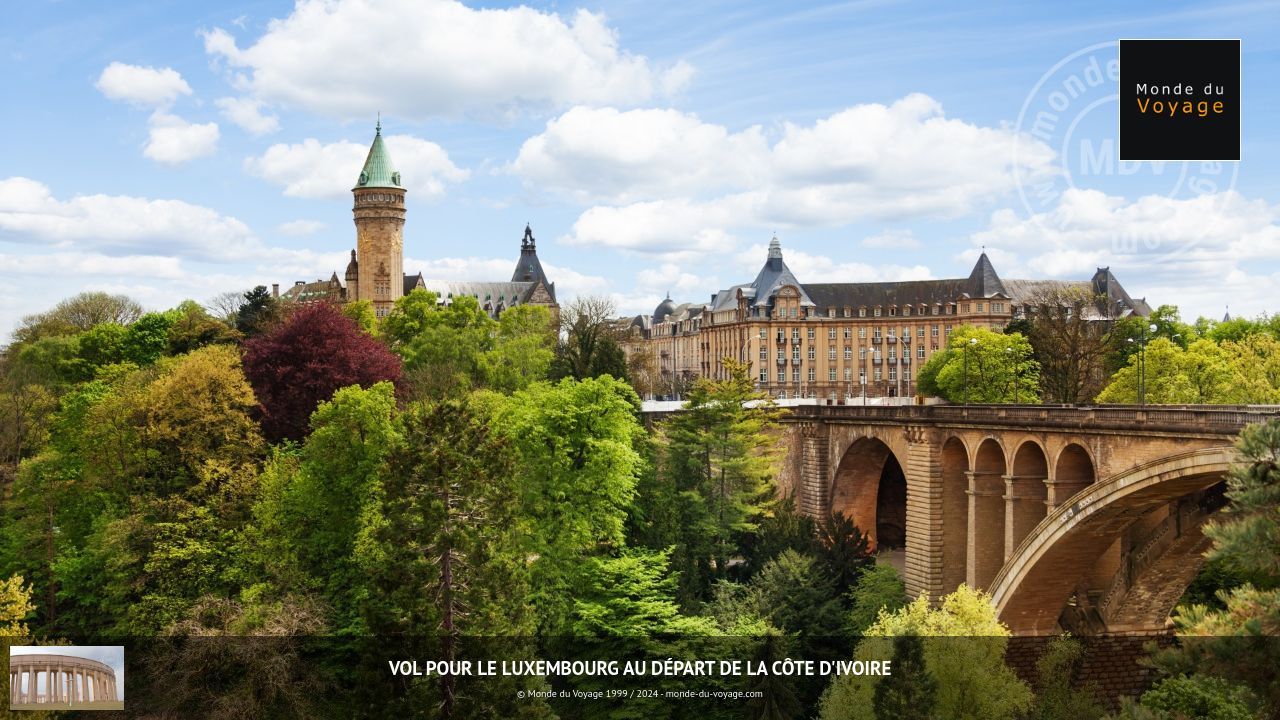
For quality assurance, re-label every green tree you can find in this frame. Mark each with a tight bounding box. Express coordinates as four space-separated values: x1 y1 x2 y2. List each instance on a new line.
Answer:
484 376 644 634
571 547 715 637
384 290 497 399
341 299 378 335
165 300 239 355
121 310 179 365
478 304 555 393
13 291 142 344
1096 338 1196 404
846 565 907 637
76 322 128 370
0 575 34 634
815 512 874 597
917 326 1038 403
819 585 1032 720
1222 335 1280 404
873 635 936 720
749 549 845 640
661 358 782 605
550 296 629 382
235 285 279 336
1152 419 1280 716
1124 675 1259 720
1024 635 1105 720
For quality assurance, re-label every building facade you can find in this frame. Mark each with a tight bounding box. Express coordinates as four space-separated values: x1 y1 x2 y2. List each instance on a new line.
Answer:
277 123 558 320
621 237 1150 401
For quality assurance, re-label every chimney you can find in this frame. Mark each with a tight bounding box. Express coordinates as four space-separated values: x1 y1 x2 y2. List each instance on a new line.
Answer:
272 283 279 298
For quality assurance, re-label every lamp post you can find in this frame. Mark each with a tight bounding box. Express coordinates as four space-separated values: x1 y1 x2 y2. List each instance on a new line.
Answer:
1128 323 1158 405
963 337 978 404
1006 346 1017 404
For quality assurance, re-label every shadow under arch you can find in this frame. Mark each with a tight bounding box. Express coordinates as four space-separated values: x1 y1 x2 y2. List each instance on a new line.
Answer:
830 436 907 554
990 446 1235 635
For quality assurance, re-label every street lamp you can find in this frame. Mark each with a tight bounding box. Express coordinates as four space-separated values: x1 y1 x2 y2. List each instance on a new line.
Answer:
1129 323 1158 405
1005 346 1016 404
963 337 978 404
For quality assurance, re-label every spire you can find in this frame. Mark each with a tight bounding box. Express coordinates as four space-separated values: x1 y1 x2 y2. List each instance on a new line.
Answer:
966 251 1006 298
354 120 402 190
768 235 782 260
522 223 535 249
1223 305 1232 322
512 224 551 299
345 248 359 280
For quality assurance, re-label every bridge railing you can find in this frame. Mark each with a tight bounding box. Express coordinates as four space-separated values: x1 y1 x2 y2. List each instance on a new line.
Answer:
782 403 1280 433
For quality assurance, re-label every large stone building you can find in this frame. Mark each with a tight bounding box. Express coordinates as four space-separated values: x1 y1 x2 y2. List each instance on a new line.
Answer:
277 122 557 319
621 237 1150 400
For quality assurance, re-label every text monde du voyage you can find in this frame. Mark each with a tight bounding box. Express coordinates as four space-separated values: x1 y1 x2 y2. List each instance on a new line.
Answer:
1134 82 1228 118
388 658 893 678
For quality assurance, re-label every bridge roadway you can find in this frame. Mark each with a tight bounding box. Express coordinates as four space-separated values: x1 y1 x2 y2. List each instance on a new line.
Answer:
645 403 1279 635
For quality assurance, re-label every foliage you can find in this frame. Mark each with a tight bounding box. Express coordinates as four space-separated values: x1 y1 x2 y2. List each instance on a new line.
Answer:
571 547 715 637
1129 675 1259 720
814 512 875 597
1017 285 1124 403
235 285 280 336
917 326 1039 403
1024 635 1105 720
550 295 629 383
748 550 845 640
341 299 378 335
845 565 907 637
0 575 34 635
873 634 936 720
819 585 1032 720
166 300 240 354
661 358 783 606
14 291 142 344
736 496 818 580
242 302 402 441
1097 335 1280 404
121 310 179 365
478 304 555 393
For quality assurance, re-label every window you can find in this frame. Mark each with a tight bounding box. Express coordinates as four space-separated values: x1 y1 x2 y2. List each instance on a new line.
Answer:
917 345 925 358
889 306 897 316
873 328 882 340
874 307 882 317
874 369 882 381
889 349 896 360
844 367 852 381
962 303 971 314
889 368 897 381
843 327 852 339
828 328 837 340
792 369 800 383
828 308 835 318
828 347 836 360
859 307 867 317
931 324 939 337
791 328 800 341
905 370 912 381
976 302 984 312
808 346 816 360
807 328 815 340
808 368 816 381
759 347 767 359
844 346 852 360
992 302 1004 312
932 343 939 352
904 306 912 316
859 348 867 360
759 328 766 339
792 347 800 361
778 370 786 383
859 369 866 382
759 368 768 382
917 327 925 337
945 326 953 337
859 327 867 339
791 307 798 318
829 368 837 381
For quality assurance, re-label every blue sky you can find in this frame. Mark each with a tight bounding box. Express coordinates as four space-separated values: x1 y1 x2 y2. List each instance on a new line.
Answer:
2 0 1278 339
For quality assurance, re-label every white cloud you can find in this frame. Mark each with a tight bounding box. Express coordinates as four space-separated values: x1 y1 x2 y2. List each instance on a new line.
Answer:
0 252 186 279
276 219 325 236
96 62 192 107
734 242 934 284
969 188 1280 320
144 112 220 164
861 229 920 250
510 106 767 204
215 96 279 135
635 263 718 299
0 176 255 261
246 134 468 199
530 95 1056 256
202 0 691 120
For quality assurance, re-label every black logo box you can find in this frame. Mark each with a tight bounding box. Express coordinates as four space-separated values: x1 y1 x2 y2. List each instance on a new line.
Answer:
1119 39 1240 161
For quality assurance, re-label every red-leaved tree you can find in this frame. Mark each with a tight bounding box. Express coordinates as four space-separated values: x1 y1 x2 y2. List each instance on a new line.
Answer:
242 302 402 442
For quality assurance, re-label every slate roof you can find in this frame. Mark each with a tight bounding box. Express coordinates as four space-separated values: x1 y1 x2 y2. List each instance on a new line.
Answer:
353 121 402 190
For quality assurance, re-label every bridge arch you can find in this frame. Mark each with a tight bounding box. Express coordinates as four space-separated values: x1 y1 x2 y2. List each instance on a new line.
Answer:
968 437 1007 589
830 437 907 553
940 436 969 593
1007 441 1050 560
990 447 1235 635
1050 443 1096 508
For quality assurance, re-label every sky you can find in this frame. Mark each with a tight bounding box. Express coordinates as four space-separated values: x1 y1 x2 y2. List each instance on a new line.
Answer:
10 645 125 699
2 0 1279 340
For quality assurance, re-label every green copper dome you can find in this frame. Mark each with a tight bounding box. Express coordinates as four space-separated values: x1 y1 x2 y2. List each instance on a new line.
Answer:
354 121 403 190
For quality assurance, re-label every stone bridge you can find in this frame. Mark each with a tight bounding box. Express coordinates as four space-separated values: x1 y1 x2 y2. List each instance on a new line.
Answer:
654 403 1279 636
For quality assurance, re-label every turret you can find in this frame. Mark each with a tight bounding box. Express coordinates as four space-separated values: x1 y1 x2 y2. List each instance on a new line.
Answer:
352 120 406 317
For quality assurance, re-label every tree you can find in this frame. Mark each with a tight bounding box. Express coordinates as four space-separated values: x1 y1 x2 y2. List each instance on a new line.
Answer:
845 565 907 637
121 310 179 365
1222 334 1280 404
235 285 279 336
661 359 782 605
1123 675 1259 720
242 302 402 442
814 512 874 597
166 300 240 355
917 326 1038 403
0 574 34 634
749 550 845 640
14 291 142 344
206 290 246 324
819 585 1032 720
1024 635 1105 720
478 304 555 393
340 299 377 335
1017 285 1122 403
551 295 630 382
381 290 497 400
1096 338 1216 404
570 547 714 637
1150 419 1280 716
485 376 644 634
873 635 936 720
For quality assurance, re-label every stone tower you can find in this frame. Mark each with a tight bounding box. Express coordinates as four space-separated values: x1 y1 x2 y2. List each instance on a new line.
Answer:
351 121 405 317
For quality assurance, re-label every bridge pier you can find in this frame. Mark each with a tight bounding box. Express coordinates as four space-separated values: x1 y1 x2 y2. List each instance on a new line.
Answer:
903 427 944 602
967 470 1005 590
